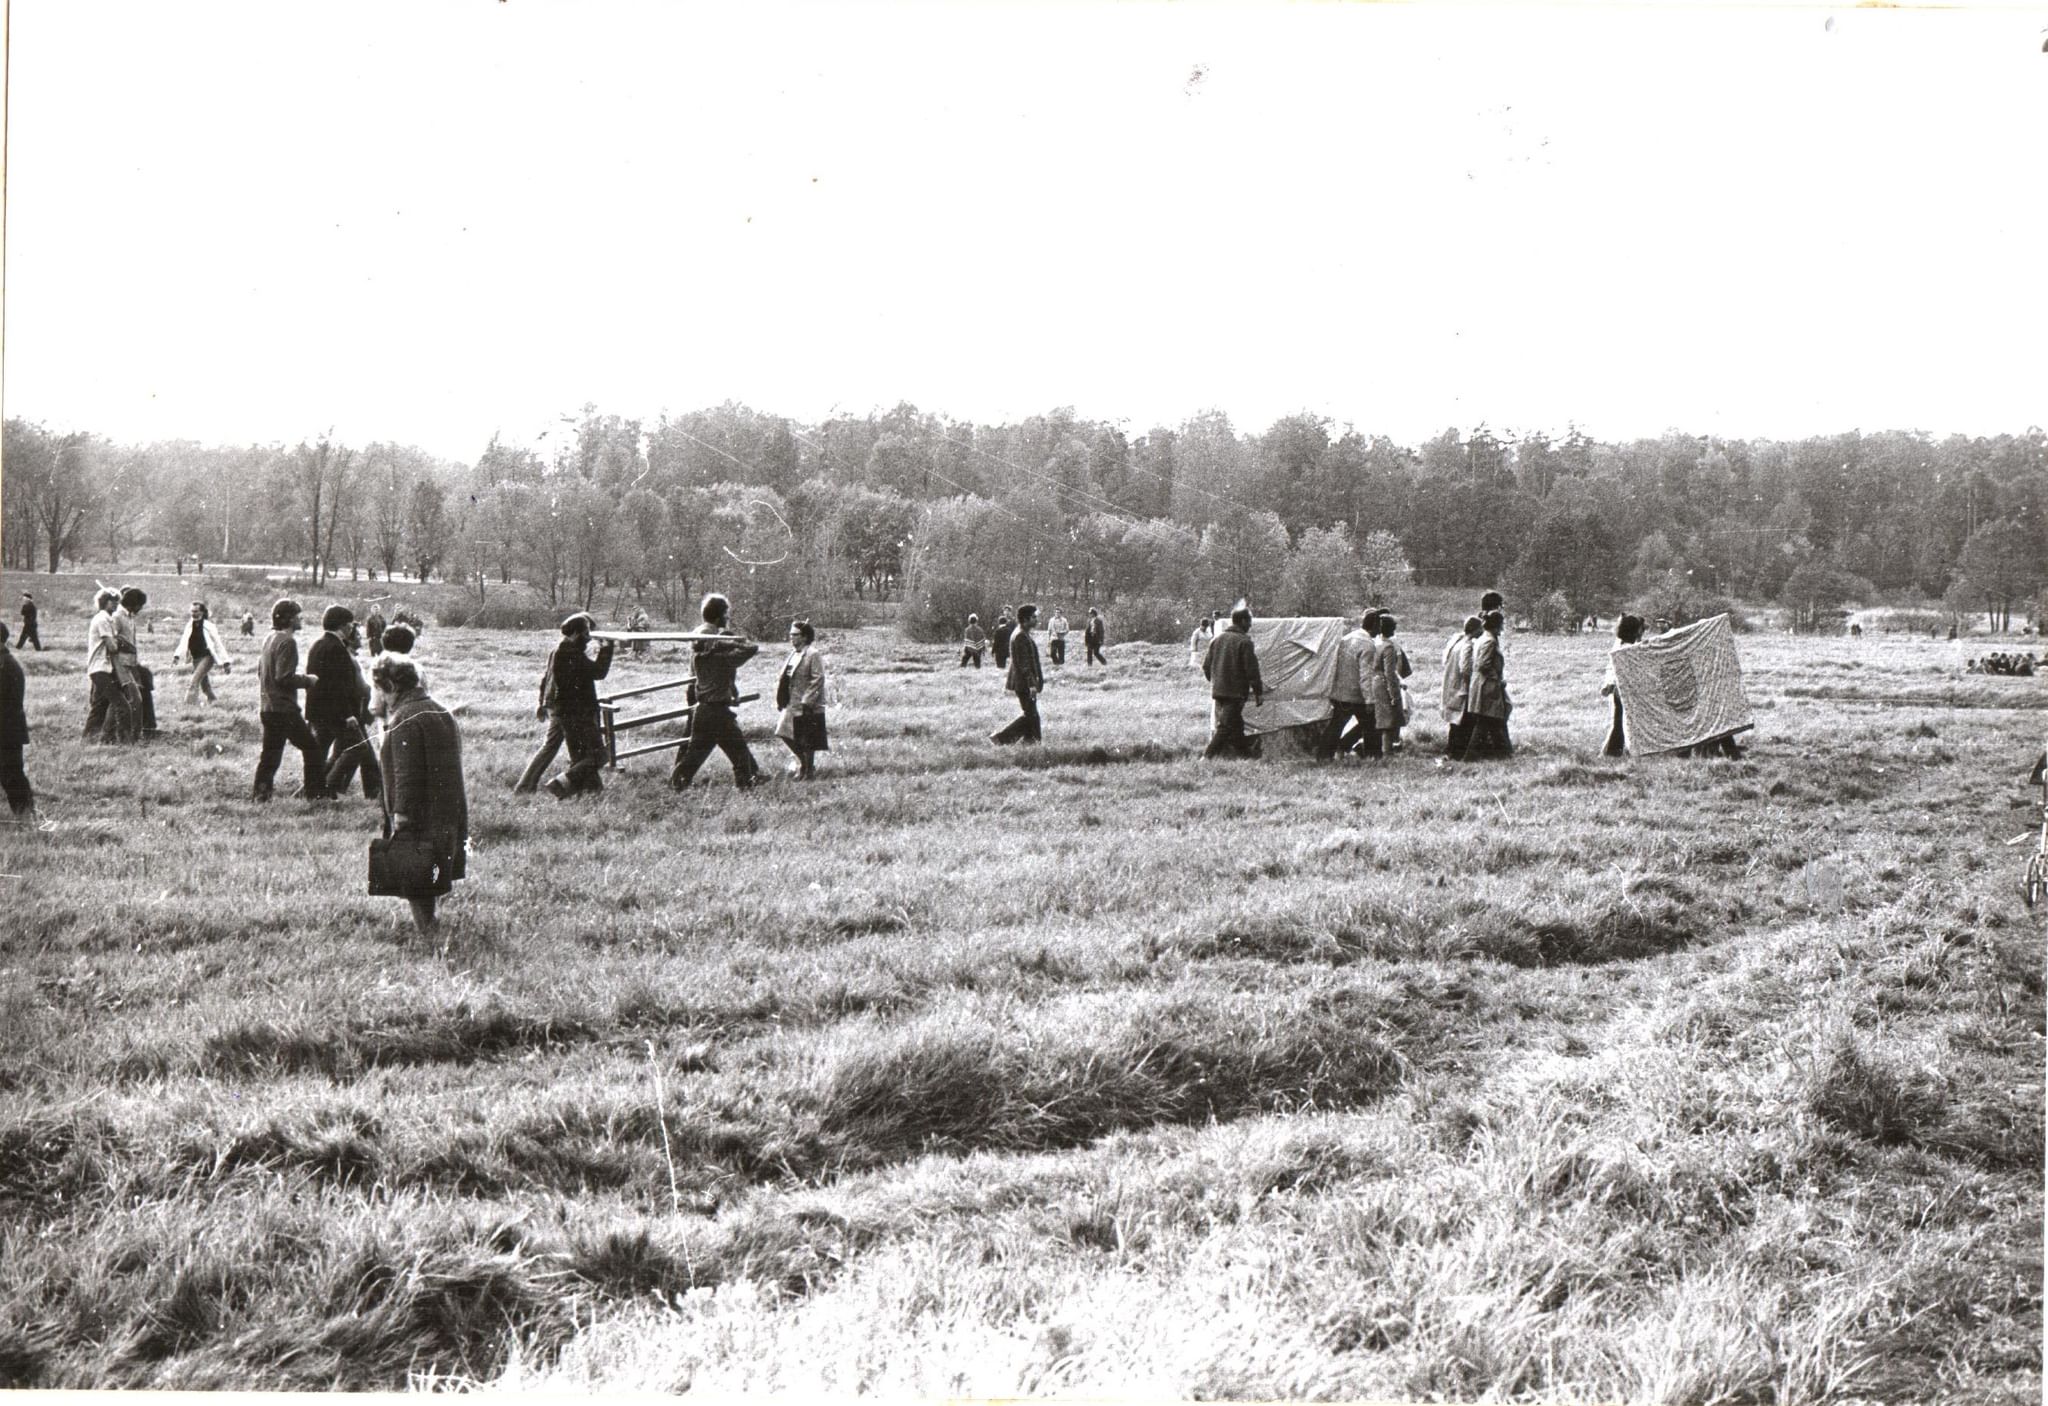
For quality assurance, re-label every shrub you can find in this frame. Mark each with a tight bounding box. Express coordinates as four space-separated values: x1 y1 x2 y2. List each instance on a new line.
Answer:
1100 596 1194 644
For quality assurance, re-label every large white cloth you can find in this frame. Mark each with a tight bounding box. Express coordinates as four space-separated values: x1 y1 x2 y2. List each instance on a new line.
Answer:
1239 617 1348 735
1610 613 1752 755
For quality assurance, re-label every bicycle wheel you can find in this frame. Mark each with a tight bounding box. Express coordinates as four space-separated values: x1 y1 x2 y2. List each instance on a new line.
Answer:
2026 852 2047 910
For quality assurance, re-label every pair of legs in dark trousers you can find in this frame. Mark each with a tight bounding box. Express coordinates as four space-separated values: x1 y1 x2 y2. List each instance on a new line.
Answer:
0 744 32 817
314 719 383 799
83 674 130 743
1445 715 1474 758
1204 697 1258 759
19 623 39 650
671 702 759 789
991 690 1041 744
516 712 606 795
1321 703 1374 759
1086 640 1106 665
1603 696 1626 756
1456 716 1512 761
1048 638 1066 665
254 709 325 799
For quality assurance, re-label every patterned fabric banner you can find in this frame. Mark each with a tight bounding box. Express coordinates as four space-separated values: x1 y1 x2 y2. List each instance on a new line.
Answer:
1611 613 1753 755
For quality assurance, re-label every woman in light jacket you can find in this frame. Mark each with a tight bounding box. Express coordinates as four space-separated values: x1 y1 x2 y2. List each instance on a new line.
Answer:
776 618 829 780
1441 615 1481 757
374 655 468 932
172 600 233 706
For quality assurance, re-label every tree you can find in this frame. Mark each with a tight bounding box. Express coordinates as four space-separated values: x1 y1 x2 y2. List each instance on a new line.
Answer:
1357 529 1413 606
1277 523 1363 616
290 434 356 585
405 479 449 583
1778 560 1876 633
1197 510 1290 610
1507 501 1625 619
366 443 436 578
7 419 102 572
1957 518 2041 631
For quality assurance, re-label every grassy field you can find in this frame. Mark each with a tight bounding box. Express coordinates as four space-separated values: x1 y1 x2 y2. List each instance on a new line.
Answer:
0 593 2041 1399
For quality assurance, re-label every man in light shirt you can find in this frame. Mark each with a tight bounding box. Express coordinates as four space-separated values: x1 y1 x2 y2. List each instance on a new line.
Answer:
82 590 130 744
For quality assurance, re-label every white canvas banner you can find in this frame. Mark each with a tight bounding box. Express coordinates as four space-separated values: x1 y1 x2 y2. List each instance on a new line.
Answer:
1611 613 1753 755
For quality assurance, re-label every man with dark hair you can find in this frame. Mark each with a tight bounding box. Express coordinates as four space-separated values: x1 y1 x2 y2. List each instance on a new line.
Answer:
253 598 325 801
364 607 387 657
1440 615 1483 760
1203 605 1265 759
308 605 376 800
1459 609 1513 760
991 604 1044 744
990 606 1016 672
1083 607 1108 665
515 612 614 797
114 587 156 741
17 594 40 651
83 589 129 743
670 593 762 791
1 623 35 824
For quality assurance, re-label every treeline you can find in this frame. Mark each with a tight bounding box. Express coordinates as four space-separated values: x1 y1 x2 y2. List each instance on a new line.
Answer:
5 407 2043 636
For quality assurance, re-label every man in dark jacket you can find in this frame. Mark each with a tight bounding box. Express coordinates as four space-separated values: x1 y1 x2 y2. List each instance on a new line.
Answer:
992 604 1045 745
990 607 1016 671
17 594 40 651
306 605 377 799
515 612 615 797
1083 607 1108 665
0 623 34 823
252 598 325 801
670 593 762 791
374 655 468 933
1202 605 1265 759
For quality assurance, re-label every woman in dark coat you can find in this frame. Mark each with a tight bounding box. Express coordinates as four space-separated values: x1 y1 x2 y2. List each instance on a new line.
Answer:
373 655 468 932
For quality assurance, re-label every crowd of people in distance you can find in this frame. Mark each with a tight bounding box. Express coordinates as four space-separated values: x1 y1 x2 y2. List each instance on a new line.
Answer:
962 604 1109 674
1969 653 2038 677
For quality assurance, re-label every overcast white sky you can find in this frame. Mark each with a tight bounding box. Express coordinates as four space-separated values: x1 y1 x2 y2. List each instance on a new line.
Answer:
4 0 2044 463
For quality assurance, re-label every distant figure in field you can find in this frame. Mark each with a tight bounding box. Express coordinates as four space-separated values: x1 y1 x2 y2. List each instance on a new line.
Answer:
364 607 387 657
115 588 157 741
308 606 379 802
374 655 467 934
1046 608 1070 667
240 610 256 638
1322 610 1376 762
960 613 987 669
1459 610 1513 761
1602 613 1646 757
83 589 131 744
629 606 651 657
1373 613 1412 756
1203 605 1265 760
1188 613 1216 671
670 592 762 792
1440 615 1481 759
1084 607 1108 665
515 611 614 798
252 598 324 802
776 618 829 779
17 593 40 651
991 603 1044 745
991 607 1016 672
0 623 35 825
173 600 232 707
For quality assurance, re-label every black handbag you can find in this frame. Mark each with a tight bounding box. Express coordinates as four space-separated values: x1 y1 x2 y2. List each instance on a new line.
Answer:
368 815 446 897
776 665 793 711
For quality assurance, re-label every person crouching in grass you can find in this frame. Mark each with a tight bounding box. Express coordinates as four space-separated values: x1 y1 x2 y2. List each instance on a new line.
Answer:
374 655 468 934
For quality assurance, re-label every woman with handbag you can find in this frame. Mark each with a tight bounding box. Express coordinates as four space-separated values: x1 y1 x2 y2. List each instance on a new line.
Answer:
371 655 468 933
775 618 829 780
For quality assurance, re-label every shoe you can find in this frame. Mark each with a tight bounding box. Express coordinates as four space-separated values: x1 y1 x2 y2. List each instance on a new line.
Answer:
544 778 570 800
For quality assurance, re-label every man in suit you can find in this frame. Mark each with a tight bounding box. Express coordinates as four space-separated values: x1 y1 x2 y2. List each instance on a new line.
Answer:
17 594 40 651
991 604 1044 745
1322 610 1377 761
306 605 373 800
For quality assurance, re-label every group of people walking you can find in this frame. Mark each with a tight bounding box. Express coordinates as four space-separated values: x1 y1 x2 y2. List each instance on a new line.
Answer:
1196 592 1516 763
962 605 1107 672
